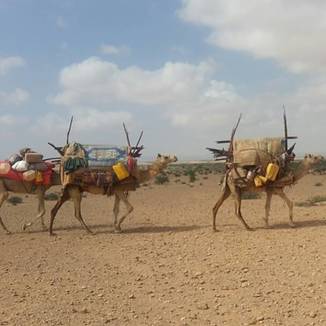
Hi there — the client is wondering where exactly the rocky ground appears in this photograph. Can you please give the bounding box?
[1,171,326,325]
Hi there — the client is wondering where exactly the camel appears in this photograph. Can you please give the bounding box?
[0,171,61,234]
[49,153,177,235]
[212,154,323,231]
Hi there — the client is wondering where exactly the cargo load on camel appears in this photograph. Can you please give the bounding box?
[59,142,138,194]
[48,120,143,195]
[0,147,54,185]
[207,112,297,188]
[207,111,322,232]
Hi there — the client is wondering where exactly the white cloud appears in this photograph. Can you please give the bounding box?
[51,57,243,130]
[0,88,30,106]
[47,57,326,158]
[179,0,326,74]
[0,56,25,75]
[100,44,129,56]
[31,108,132,134]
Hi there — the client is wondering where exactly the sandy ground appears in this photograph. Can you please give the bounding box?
[1,173,326,326]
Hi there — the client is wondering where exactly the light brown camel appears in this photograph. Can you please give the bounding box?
[0,171,61,234]
[212,154,323,231]
[49,154,177,235]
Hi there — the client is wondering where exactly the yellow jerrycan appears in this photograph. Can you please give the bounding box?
[265,163,279,181]
[254,175,267,187]
[112,162,129,181]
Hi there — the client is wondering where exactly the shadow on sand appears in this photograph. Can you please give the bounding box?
[255,218,326,230]
[97,224,205,235]
[24,223,205,235]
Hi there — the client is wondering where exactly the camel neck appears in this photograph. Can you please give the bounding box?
[293,160,311,181]
[148,160,168,177]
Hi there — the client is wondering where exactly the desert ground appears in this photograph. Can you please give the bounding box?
[1,164,326,326]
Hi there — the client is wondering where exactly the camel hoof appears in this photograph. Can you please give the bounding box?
[289,222,296,228]
[49,232,57,237]
[114,227,122,234]
[212,227,219,232]
[22,223,31,231]
[246,227,254,231]
[5,231,12,235]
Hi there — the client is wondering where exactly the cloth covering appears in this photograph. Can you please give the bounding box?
[233,137,285,167]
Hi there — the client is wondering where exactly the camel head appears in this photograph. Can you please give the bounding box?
[303,154,323,166]
[156,153,178,165]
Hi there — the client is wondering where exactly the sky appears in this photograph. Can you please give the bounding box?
[1,0,326,160]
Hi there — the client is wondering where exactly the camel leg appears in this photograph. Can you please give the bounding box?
[49,188,70,236]
[0,192,10,234]
[233,192,252,230]
[113,193,121,230]
[276,189,294,227]
[22,186,47,231]
[114,191,133,233]
[70,187,93,235]
[212,186,231,232]
[264,191,272,228]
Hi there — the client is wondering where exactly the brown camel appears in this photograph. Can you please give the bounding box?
[0,171,61,233]
[49,154,177,235]
[212,154,323,231]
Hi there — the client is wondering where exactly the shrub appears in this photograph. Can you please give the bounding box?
[188,170,196,183]
[184,168,196,183]
[295,195,326,207]
[241,192,260,200]
[309,195,326,204]
[295,201,313,207]
[44,192,60,201]
[154,173,169,185]
[8,196,23,206]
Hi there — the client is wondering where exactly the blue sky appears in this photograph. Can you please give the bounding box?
[1,0,325,159]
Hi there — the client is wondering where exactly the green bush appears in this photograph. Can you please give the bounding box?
[241,192,260,200]
[8,196,23,206]
[183,168,197,183]
[295,201,313,207]
[295,195,326,207]
[154,173,169,185]
[44,192,60,201]
[309,195,326,204]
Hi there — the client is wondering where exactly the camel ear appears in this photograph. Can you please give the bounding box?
[304,154,307,159]
[157,153,162,158]
[309,154,312,158]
